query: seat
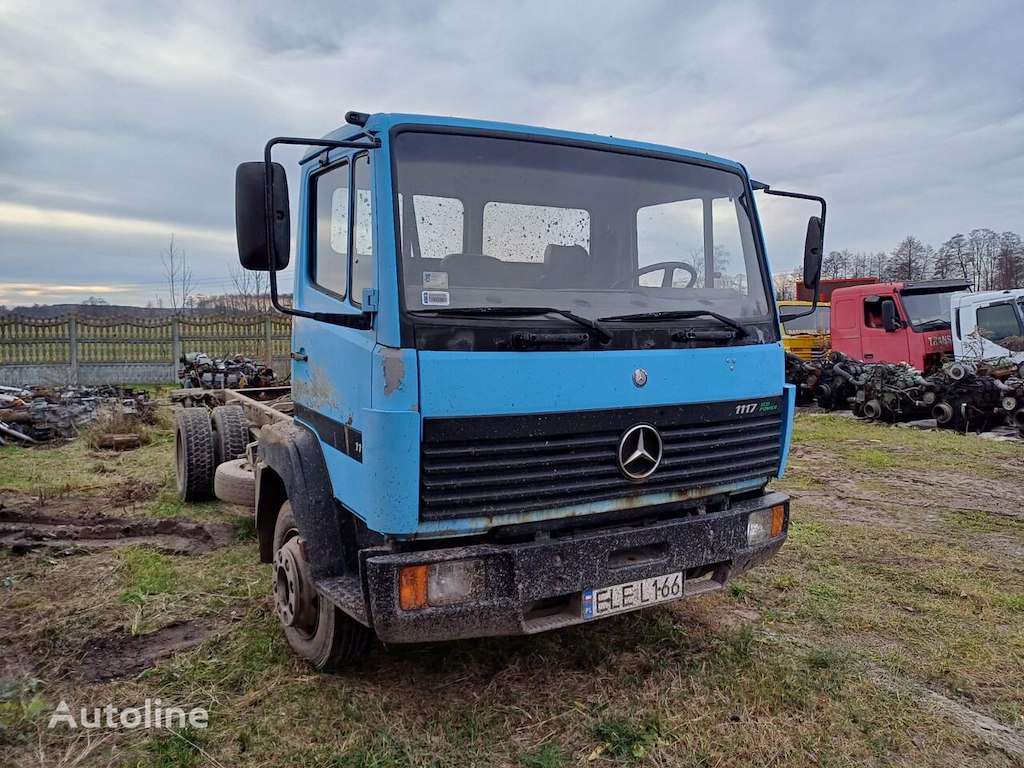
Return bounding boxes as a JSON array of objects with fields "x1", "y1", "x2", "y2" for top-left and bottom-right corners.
[
  {"x1": 541, "y1": 244, "x2": 588, "y2": 288},
  {"x1": 440, "y1": 253, "x2": 504, "y2": 287}
]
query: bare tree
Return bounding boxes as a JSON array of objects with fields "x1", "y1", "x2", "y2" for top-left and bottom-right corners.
[
  {"x1": 821, "y1": 250, "x2": 850, "y2": 280},
  {"x1": 967, "y1": 228, "x2": 999, "y2": 290},
  {"x1": 772, "y1": 266, "x2": 801, "y2": 300},
  {"x1": 995, "y1": 231, "x2": 1024, "y2": 290},
  {"x1": 226, "y1": 264, "x2": 270, "y2": 314},
  {"x1": 886, "y1": 236, "x2": 932, "y2": 281},
  {"x1": 933, "y1": 233, "x2": 969, "y2": 280},
  {"x1": 161, "y1": 234, "x2": 194, "y2": 314}
]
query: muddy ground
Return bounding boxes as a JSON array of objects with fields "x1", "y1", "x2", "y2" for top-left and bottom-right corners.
[{"x1": 0, "y1": 414, "x2": 1022, "y2": 767}]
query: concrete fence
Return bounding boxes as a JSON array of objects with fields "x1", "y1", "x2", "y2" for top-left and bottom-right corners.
[{"x1": 0, "y1": 313, "x2": 292, "y2": 388}]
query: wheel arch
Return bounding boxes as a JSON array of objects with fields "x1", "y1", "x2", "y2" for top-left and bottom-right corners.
[{"x1": 255, "y1": 420, "x2": 352, "y2": 580}]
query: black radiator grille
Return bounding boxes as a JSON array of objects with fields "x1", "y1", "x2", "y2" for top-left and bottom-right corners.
[{"x1": 420, "y1": 398, "x2": 783, "y2": 521}]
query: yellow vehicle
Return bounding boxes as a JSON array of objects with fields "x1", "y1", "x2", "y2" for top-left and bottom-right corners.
[{"x1": 778, "y1": 301, "x2": 830, "y2": 360}]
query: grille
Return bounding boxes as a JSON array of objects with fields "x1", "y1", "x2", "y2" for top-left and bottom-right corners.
[{"x1": 420, "y1": 398, "x2": 783, "y2": 521}]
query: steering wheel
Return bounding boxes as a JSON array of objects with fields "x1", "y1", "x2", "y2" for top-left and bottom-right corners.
[{"x1": 611, "y1": 261, "x2": 698, "y2": 289}]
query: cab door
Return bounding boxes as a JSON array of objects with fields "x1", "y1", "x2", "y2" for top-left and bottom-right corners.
[
  {"x1": 291, "y1": 152, "x2": 376, "y2": 513},
  {"x1": 861, "y1": 294, "x2": 910, "y2": 364}
]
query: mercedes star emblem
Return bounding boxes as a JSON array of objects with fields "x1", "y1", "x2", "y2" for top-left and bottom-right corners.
[
  {"x1": 632, "y1": 368, "x2": 648, "y2": 387},
  {"x1": 617, "y1": 424, "x2": 663, "y2": 480}
]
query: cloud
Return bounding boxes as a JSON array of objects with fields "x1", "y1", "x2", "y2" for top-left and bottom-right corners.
[
  {"x1": 0, "y1": 202, "x2": 234, "y2": 247},
  {"x1": 1, "y1": 0, "x2": 1022, "y2": 303}
]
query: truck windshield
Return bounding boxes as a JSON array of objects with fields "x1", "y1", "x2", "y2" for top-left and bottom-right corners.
[
  {"x1": 781, "y1": 306, "x2": 830, "y2": 335},
  {"x1": 392, "y1": 131, "x2": 771, "y2": 324},
  {"x1": 901, "y1": 290, "x2": 957, "y2": 330}
]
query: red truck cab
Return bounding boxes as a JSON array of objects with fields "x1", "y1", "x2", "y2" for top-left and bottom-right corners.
[{"x1": 830, "y1": 279, "x2": 971, "y2": 373}]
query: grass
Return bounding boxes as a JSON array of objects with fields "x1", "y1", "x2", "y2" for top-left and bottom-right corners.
[
  {"x1": 120, "y1": 548, "x2": 177, "y2": 605},
  {"x1": 1, "y1": 411, "x2": 1022, "y2": 766}
]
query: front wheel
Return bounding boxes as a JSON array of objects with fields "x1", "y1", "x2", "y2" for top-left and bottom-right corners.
[{"x1": 272, "y1": 502, "x2": 374, "y2": 669}]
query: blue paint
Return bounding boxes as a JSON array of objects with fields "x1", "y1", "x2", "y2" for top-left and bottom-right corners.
[
  {"x1": 418, "y1": 344, "x2": 783, "y2": 418},
  {"x1": 778, "y1": 384, "x2": 796, "y2": 477}
]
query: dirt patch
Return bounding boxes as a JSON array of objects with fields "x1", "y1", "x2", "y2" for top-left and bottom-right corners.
[
  {"x1": 0, "y1": 499, "x2": 234, "y2": 554},
  {"x1": 78, "y1": 619, "x2": 224, "y2": 681}
]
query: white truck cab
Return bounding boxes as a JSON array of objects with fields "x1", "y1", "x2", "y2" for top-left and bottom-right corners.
[{"x1": 952, "y1": 289, "x2": 1024, "y2": 363}]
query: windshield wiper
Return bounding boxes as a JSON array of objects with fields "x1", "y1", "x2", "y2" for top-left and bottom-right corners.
[
  {"x1": 597, "y1": 310, "x2": 749, "y2": 338},
  {"x1": 913, "y1": 318, "x2": 950, "y2": 331},
  {"x1": 408, "y1": 306, "x2": 613, "y2": 342}
]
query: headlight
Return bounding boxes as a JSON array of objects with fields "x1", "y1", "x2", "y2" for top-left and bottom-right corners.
[
  {"x1": 399, "y1": 559, "x2": 484, "y2": 610},
  {"x1": 747, "y1": 505, "x2": 786, "y2": 545}
]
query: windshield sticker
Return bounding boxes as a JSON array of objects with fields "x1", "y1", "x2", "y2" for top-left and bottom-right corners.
[
  {"x1": 422, "y1": 271, "x2": 449, "y2": 289},
  {"x1": 422, "y1": 290, "x2": 450, "y2": 307}
]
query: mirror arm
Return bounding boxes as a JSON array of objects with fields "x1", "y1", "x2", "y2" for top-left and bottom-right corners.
[
  {"x1": 757, "y1": 183, "x2": 827, "y2": 323},
  {"x1": 757, "y1": 185, "x2": 827, "y2": 231},
  {"x1": 261, "y1": 135, "x2": 381, "y2": 326}
]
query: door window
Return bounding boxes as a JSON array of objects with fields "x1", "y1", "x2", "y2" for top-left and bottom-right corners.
[
  {"x1": 976, "y1": 303, "x2": 1023, "y2": 343},
  {"x1": 312, "y1": 160, "x2": 350, "y2": 298},
  {"x1": 351, "y1": 154, "x2": 373, "y2": 306}
]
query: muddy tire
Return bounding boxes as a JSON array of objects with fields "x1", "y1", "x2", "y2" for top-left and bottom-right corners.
[
  {"x1": 211, "y1": 405, "x2": 249, "y2": 466},
  {"x1": 272, "y1": 502, "x2": 374, "y2": 669},
  {"x1": 214, "y1": 459, "x2": 256, "y2": 507},
  {"x1": 175, "y1": 409, "x2": 215, "y2": 501}
]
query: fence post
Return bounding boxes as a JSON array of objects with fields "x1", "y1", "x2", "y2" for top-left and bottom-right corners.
[
  {"x1": 68, "y1": 316, "x2": 79, "y2": 386},
  {"x1": 264, "y1": 315, "x2": 273, "y2": 366},
  {"x1": 171, "y1": 316, "x2": 181, "y2": 380}
]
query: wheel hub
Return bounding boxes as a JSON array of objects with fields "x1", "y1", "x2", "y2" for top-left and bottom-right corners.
[{"x1": 274, "y1": 538, "x2": 317, "y2": 630}]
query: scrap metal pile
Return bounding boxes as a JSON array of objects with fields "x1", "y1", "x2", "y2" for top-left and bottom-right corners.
[
  {"x1": 786, "y1": 353, "x2": 1024, "y2": 437},
  {"x1": 0, "y1": 385, "x2": 155, "y2": 444},
  {"x1": 178, "y1": 353, "x2": 278, "y2": 390}
]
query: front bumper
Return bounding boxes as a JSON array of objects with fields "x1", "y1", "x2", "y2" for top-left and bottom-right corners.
[{"x1": 364, "y1": 491, "x2": 788, "y2": 643}]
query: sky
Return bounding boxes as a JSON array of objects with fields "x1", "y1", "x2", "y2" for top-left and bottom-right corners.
[{"x1": 1, "y1": 0, "x2": 1022, "y2": 307}]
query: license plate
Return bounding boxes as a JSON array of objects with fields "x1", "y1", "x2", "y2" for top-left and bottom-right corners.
[{"x1": 582, "y1": 571, "x2": 684, "y2": 620}]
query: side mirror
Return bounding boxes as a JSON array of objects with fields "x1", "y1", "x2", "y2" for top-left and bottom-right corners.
[
  {"x1": 235, "y1": 161, "x2": 290, "y2": 271},
  {"x1": 802, "y1": 215, "x2": 823, "y2": 289},
  {"x1": 881, "y1": 299, "x2": 899, "y2": 332}
]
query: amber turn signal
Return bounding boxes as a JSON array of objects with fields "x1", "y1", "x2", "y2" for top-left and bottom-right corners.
[
  {"x1": 771, "y1": 505, "x2": 785, "y2": 538},
  {"x1": 399, "y1": 565, "x2": 428, "y2": 610}
]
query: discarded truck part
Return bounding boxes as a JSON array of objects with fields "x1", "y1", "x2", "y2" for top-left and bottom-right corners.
[
  {"x1": 926, "y1": 358, "x2": 1018, "y2": 433},
  {"x1": 192, "y1": 111, "x2": 827, "y2": 668},
  {"x1": 214, "y1": 458, "x2": 256, "y2": 506},
  {"x1": 179, "y1": 352, "x2": 278, "y2": 390},
  {"x1": 850, "y1": 362, "x2": 932, "y2": 422}
]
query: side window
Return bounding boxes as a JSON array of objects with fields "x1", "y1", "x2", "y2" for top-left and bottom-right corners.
[
  {"x1": 313, "y1": 160, "x2": 349, "y2": 297},
  {"x1": 351, "y1": 154, "x2": 373, "y2": 306},
  {"x1": 863, "y1": 298, "x2": 883, "y2": 329},
  {"x1": 976, "y1": 303, "x2": 1022, "y2": 343}
]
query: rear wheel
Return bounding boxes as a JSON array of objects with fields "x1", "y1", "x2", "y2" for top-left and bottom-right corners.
[
  {"x1": 175, "y1": 409, "x2": 215, "y2": 501},
  {"x1": 211, "y1": 405, "x2": 250, "y2": 465},
  {"x1": 272, "y1": 502, "x2": 374, "y2": 669}
]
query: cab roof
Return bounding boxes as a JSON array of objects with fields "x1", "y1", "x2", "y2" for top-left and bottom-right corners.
[{"x1": 301, "y1": 112, "x2": 747, "y2": 174}]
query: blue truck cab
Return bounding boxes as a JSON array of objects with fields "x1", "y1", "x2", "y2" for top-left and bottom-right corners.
[{"x1": 230, "y1": 111, "x2": 825, "y2": 668}]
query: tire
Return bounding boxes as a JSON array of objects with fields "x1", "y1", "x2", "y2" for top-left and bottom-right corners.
[
  {"x1": 272, "y1": 502, "x2": 374, "y2": 669},
  {"x1": 211, "y1": 405, "x2": 250, "y2": 466},
  {"x1": 175, "y1": 409, "x2": 215, "y2": 501},
  {"x1": 214, "y1": 459, "x2": 256, "y2": 506}
]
